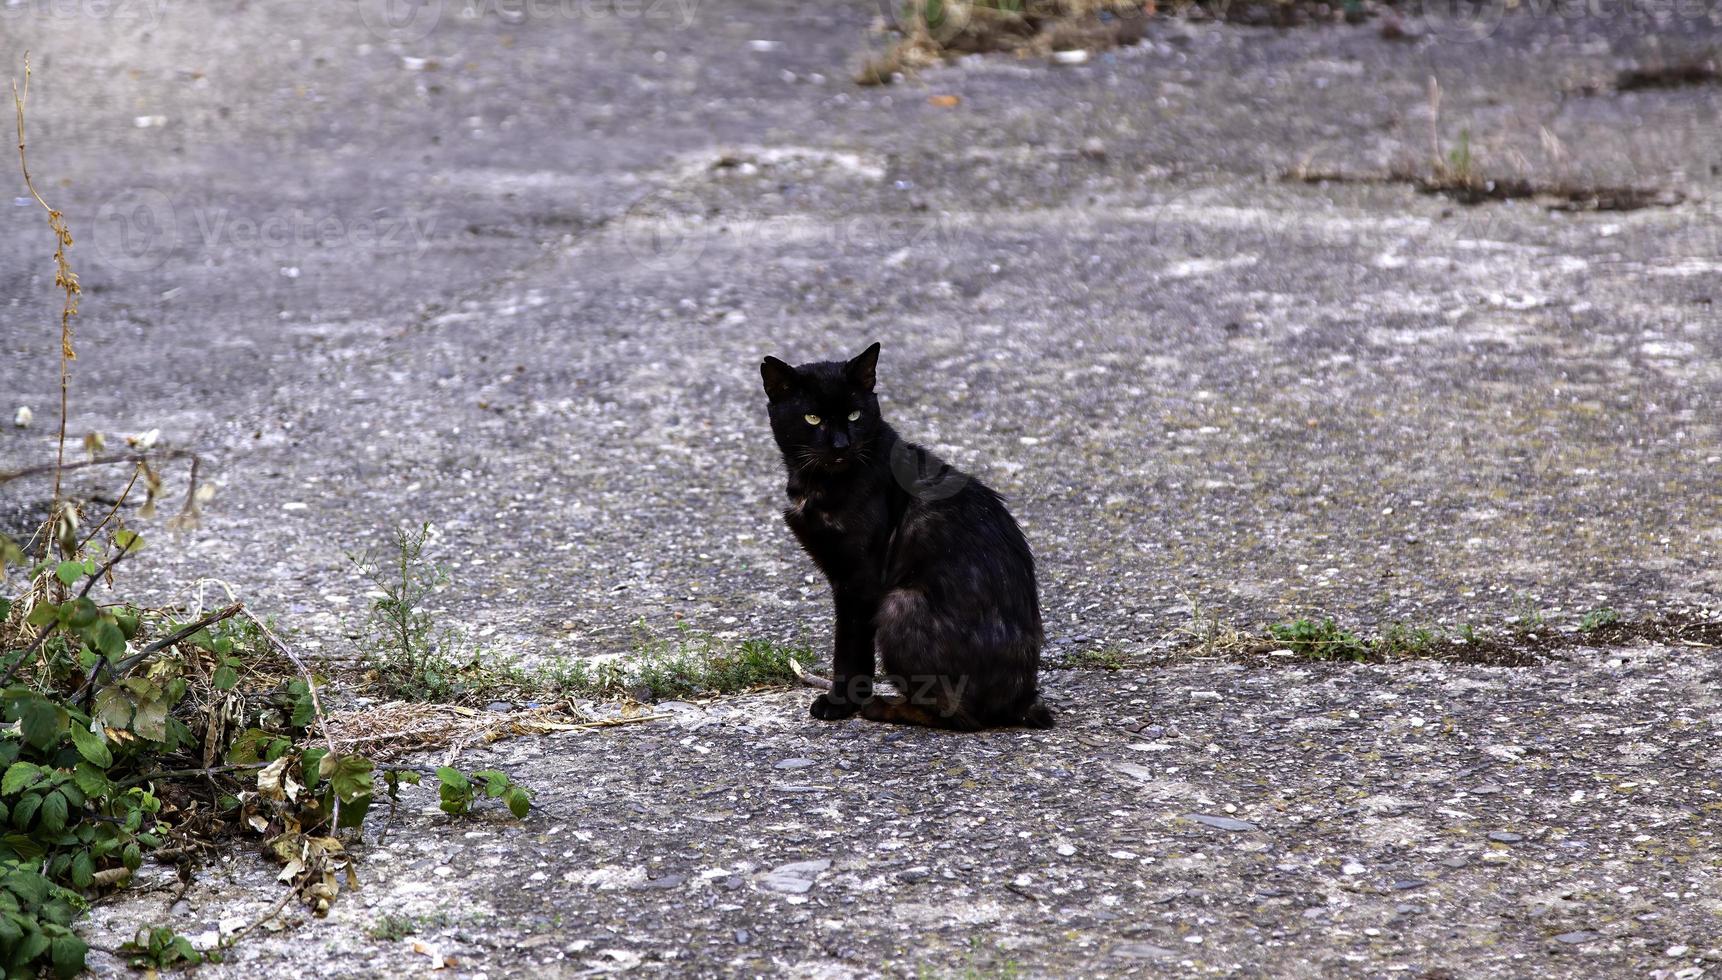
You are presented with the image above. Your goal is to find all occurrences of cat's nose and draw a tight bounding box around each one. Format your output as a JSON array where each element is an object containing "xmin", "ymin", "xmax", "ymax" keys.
[{"xmin": 831, "ymin": 431, "xmax": 850, "ymax": 450}]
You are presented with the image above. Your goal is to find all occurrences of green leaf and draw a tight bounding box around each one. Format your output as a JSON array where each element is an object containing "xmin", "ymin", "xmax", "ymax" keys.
[
  {"xmin": 69, "ymin": 851, "xmax": 93, "ymax": 889},
  {"xmin": 54, "ymin": 562, "xmax": 84, "ymax": 588},
  {"xmin": 93, "ymin": 688, "xmax": 134, "ymax": 730},
  {"xmin": 112, "ymin": 611, "xmax": 140, "ymax": 640},
  {"xmin": 2, "ymin": 868, "xmax": 48, "ymax": 905},
  {"xmin": 16, "ymin": 924, "xmax": 49, "ymax": 964},
  {"xmin": 211, "ymin": 665, "xmax": 239, "ymax": 691},
  {"xmin": 65, "ymin": 599, "xmax": 99, "ymax": 629},
  {"xmin": 91, "ymin": 619, "xmax": 126, "ymax": 661},
  {"xmin": 434, "ymin": 767, "xmax": 468, "ymax": 791},
  {"xmin": 71, "ymin": 763, "xmax": 110, "ymax": 798},
  {"xmin": 19, "ymin": 699, "xmax": 67, "ymax": 751},
  {"xmin": 1, "ymin": 762, "xmax": 42, "ymax": 796},
  {"xmin": 290, "ymin": 688, "xmax": 317, "ymax": 728},
  {"xmin": 121, "ymin": 841, "xmax": 141, "ymax": 871},
  {"xmin": 37, "ymin": 791, "xmax": 67, "ymax": 833},
  {"xmin": 329, "ymin": 755, "xmax": 374, "ymax": 804},
  {"xmin": 226, "ymin": 729, "xmax": 273, "ymax": 766},
  {"xmin": 12, "ymin": 793, "xmax": 42, "ymax": 829},
  {"xmin": 337, "ymin": 794, "xmax": 370, "ymax": 829},
  {"xmin": 49, "ymin": 934, "xmax": 86, "ymax": 979},
  {"xmin": 25, "ymin": 603, "xmax": 58, "ymax": 628},
  {"xmin": 301, "ymin": 748, "xmax": 327, "ymax": 792},
  {"xmin": 474, "ymin": 770, "xmax": 509, "ymax": 798},
  {"xmin": 2, "ymin": 833, "xmax": 43, "ymax": 860},
  {"xmin": 66, "ymin": 725, "xmax": 112, "ymax": 767},
  {"xmin": 113, "ymin": 530, "xmax": 144, "ymax": 555},
  {"xmin": 130, "ymin": 698, "xmax": 168, "ymax": 742},
  {"xmin": 504, "ymin": 786, "xmax": 530, "ymax": 819}
]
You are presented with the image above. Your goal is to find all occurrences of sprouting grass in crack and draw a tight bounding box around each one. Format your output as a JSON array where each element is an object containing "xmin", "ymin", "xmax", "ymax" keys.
[
  {"xmin": 1062, "ymin": 646, "xmax": 1127, "ymax": 670},
  {"xmin": 1511, "ymin": 593, "xmax": 1546, "ymax": 635},
  {"xmin": 348, "ymin": 523, "xmax": 484, "ymax": 701},
  {"xmin": 526, "ymin": 623, "xmax": 810, "ymax": 702},
  {"xmin": 1268, "ymin": 618, "xmax": 1370, "ymax": 662},
  {"xmin": 1375, "ymin": 622, "xmax": 1436, "ymax": 657},
  {"xmin": 1579, "ymin": 607, "xmax": 1620, "ymax": 633}
]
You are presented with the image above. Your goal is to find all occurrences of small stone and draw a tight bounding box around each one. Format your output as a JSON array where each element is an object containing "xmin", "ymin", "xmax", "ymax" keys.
[
  {"xmin": 759, "ymin": 859, "xmax": 831, "ymax": 894},
  {"xmin": 1489, "ymin": 831, "xmax": 1524, "ymax": 843},
  {"xmin": 1113, "ymin": 943, "xmax": 1176, "ymax": 959},
  {"xmin": 1080, "ymin": 138, "xmax": 1107, "ymax": 161},
  {"xmin": 734, "ymin": 930, "xmax": 751, "ymax": 945},
  {"xmin": 1392, "ymin": 879, "xmax": 1428, "ymax": 891},
  {"xmin": 774, "ymin": 758, "xmax": 817, "ymax": 770},
  {"xmin": 1342, "ymin": 862, "xmax": 1367, "ymax": 876},
  {"xmin": 1554, "ymin": 931, "xmax": 1598, "ymax": 945},
  {"xmin": 1667, "ymin": 945, "xmax": 1689, "ymax": 957},
  {"xmin": 1186, "ymin": 813, "xmax": 1258, "ymax": 832},
  {"xmin": 1442, "ymin": 856, "xmax": 1470, "ymax": 869}
]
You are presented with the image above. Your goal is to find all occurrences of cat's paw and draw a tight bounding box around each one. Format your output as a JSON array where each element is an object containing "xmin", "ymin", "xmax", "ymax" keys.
[{"xmin": 809, "ymin": 693, "xmax": 863, "ymax": 721}]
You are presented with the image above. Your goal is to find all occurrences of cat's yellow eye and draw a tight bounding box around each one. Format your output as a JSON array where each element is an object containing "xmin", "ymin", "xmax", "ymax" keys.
[
  {"xmin": 847, "ymin": 411, "xmax": 861, "ymax": 421},
  {"xmin": 804, "ymin": 414, "xmax": 821, "ymax": 425}
]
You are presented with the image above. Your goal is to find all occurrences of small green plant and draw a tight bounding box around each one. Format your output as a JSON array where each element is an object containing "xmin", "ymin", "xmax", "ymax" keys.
[
  {"xmin": 120, "ymin": 926, "xmax": 215, "ymax": 971},
  {"xmin": 430, "ymin": 767, "xmax": 530, "ymax": 818},
  {"xmin": 1446, "ymin": 127, "xmax": 1473, "ymax": 182},
  {"xmin": 367, "ymin": 913, "xmax": 427, "ymax": 942},
  {"xmin": 1452, "ymin": 622, "xmax": 1480, "ymax": 644},
  {"xmin": 1579, "ymin": 608, "xmax": 1620, "ymax": 633},
  {"xmin": 521, "ymin": 623, "xmax": 809, "ymax": 702},
  {"xmin": 1067, "ymin": 647, "xmax": 1127, "ymax": 670},
  {"xmin": 1268, "ymin": 618, "xmax": 1370, "ymax": 662},
  {"xmin": 1510, "ymin": 594, "xmax": 1546, "ymax": 634},
  {"xmin": 1374, "ymin": 622, "xmax": 1435, "ymax": 657},
  {"xmin": 916, "ymin": 936, "xmax": 1023, "ymax": 979},
  {"xmin": 349, "ymin": 524, "xmax": 476, "ymax": 701}
]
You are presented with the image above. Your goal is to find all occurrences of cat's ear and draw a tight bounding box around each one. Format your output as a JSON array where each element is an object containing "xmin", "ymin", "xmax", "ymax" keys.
[
  {"xmin": 760, "ymin": 356, "xmax": 800, "ymax": 402},
  {"xmin": 846, "ymin": 342, "xmax": 881, "ymax": 394}
]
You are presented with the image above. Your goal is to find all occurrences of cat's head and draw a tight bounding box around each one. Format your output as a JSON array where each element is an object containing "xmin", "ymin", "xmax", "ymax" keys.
[{"xmin": 760, "ymin": 342, "xmax": 883, "ymax": 473}]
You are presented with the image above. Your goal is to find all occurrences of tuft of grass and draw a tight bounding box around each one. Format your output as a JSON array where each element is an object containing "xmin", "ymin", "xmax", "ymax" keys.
[
  {"xmin": 1510, "ymin": 594, "xmax": 1546, "ymax": 634},
  {"xmin": 1066, "ymin": 646, "xmax": 1127, "ymax": 670},
  {"xmin": 494, "ymin": 624, "xmax": 812, "ymax": 703},
  {"xmin": 1267, "ymin": 618, "xmax": 1370, "ymax": 662},
  {"xmin": 1578, "ymin": 607, "xmax": 1620, "ymax": 633},
  {"xmin": 366, "ymin": 913, "xmax": 446, "ymax": 942},
  {"xmin": 1375, "ymin": 621, "xmax": 1436, "ymax": 657}
]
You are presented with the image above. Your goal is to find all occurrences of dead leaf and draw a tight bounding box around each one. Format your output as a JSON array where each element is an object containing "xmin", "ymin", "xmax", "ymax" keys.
[
  {"xmin": 928, "ymin": 94, "xmax": 960, "ymax": 107},
  {"xmin": 412, "ymin": 941, "xmax": 447, "ymax": 970}
]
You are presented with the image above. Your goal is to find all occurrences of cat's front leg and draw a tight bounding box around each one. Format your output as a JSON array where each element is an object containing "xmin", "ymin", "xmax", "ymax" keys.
[{"xmin": 811, "ymin": 586, "xmax": 878, "ymax": 720}]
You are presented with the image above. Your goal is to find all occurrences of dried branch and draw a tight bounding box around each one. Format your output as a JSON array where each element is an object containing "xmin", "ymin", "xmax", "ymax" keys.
[{"xmin": 13, "ymin": 51, "xmax": 81, "ymax": 537}]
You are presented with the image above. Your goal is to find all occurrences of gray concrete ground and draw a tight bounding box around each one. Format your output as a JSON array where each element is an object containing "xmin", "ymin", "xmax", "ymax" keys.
[{"xmin": 2, "ymin": 0, "xmax": 1720, "ymax": 975}]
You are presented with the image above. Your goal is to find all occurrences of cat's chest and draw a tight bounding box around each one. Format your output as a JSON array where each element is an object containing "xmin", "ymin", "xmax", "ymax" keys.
[
  {"xmin": 785, "ymin": 492, "xmax": 848, "ymax": 534},
  {"xmin": 784, "ymin": 487, "xmax": 883, "ymax": 542}
]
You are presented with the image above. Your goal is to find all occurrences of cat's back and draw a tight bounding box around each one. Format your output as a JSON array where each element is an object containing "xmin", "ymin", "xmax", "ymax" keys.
[{"xmin": 890, "ymin": 444, "xmax": 1033, "ymax": 566}]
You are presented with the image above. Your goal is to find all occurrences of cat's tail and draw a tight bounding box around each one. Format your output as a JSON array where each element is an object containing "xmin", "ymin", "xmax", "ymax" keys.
[
  {"xmin": 788, "ymin": 657, "xmax": 832, "ymax": 691},
  {"xmin": 1016, "ymin": 693, "xmax": 1056, "ymax": 730}
]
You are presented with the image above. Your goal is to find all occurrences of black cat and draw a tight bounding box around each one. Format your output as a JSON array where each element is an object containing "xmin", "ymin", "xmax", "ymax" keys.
[{"xmin": 760, "ymin": 342, "xmax": 1054, "ymax": 730}]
